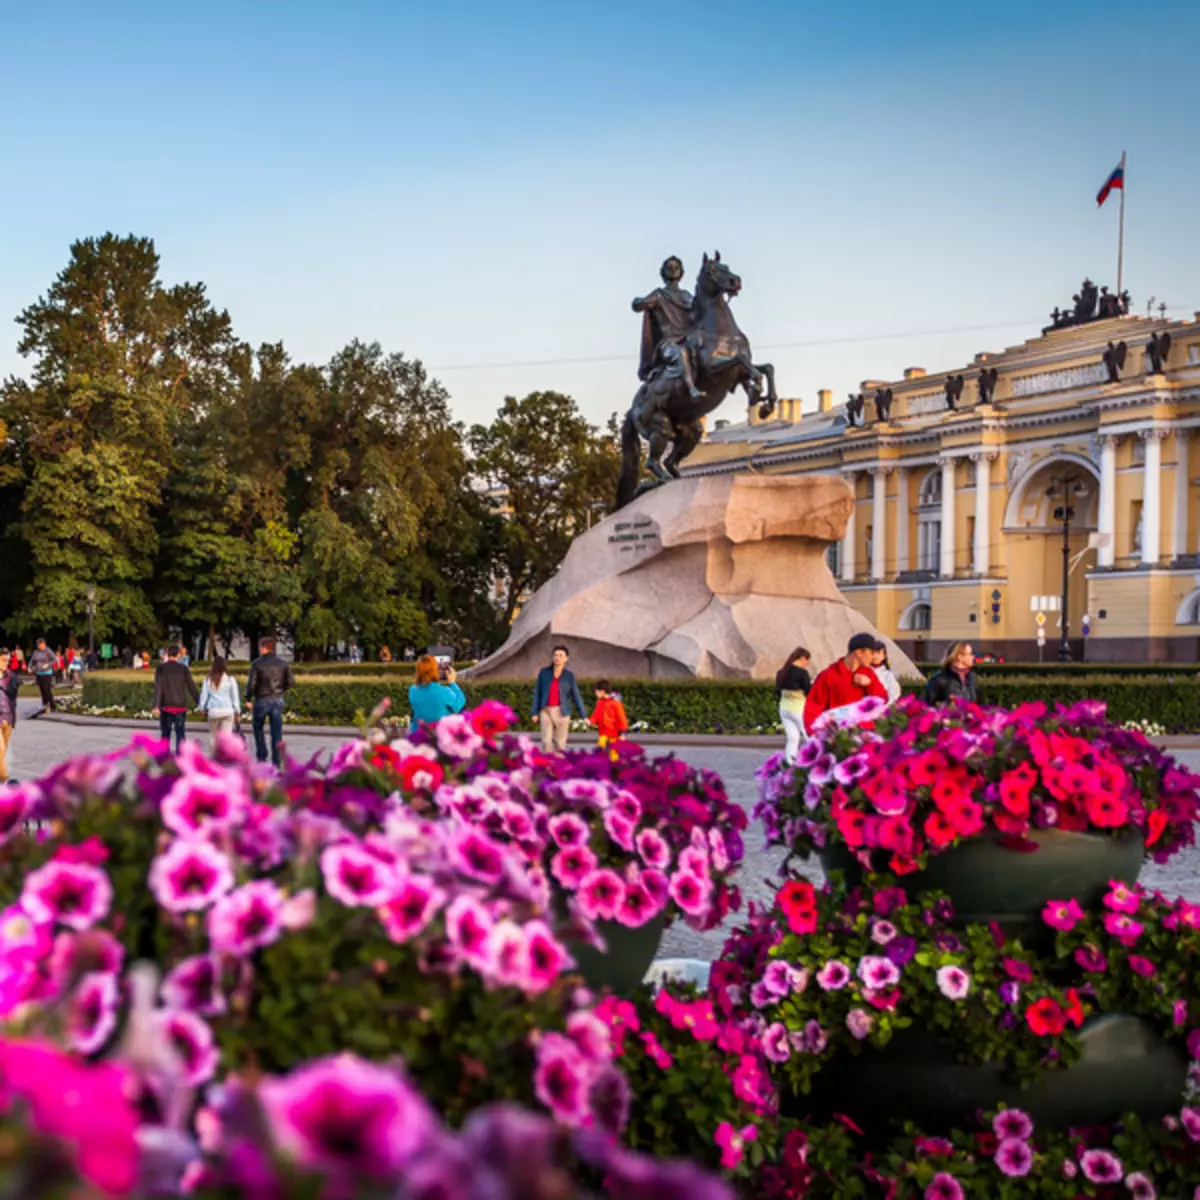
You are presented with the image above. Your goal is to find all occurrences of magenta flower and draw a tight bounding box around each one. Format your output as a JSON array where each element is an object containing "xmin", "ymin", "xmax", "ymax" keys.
[
  {"xmin": 161, "ymin": 774, "xmax": 243, "ymax": 837},
  {"xmin": 1102, "ymin": 880, "xmax": 1140, "ymax": 914},
  {"xmin": 548, "ymin": 814, "xmax": 590, "ymax": 849},
  {"xmin": 21, "ymin": 861, "xmax": 113, "ymax": 931},
  {"xmin": 936, "ymin": 965, "xmax": 971, "ymax": 1000},
  {"xmin": 161, "ymin": 955, "xmax": 226, "ymax": 1016},
  {"xmin": 49, "ymin": 928, "xmax": 124, "ymax": 985},
  {"xmin": 667, "ymin": 870, "xmax": 711, "ymax": 917},
  {"xmin": 207, "ymin": 881, "xmax": 285, "ymax": 955},
  {"xmin": 0, "ymin": 905, "xmax": 50, "ymax": 964},
  {"xmin": 714, "ymin": 1121, "xmax": 757, "ymax": 1170},
  {"xmin": 603, "ymin": 810, "xmax": 636, "ymax": 852},
  {"xmin": 992, "ymin": 1107, "xmax": 1033, "ymax": 1141},
  {"xmin": 565, "ymin": 1010, "xmax": 611, "ymax": 1064},
  {"xmin": 1103, "ymin": 912, "xmax": 1144, "ymax": 943},
  {"xmin": 521, "ymin": 920, "xmax": 571, "ymax": 994},
  {"xmin": 485, "ymin": 920, "xmax": 527, "ymax": 988},
  {"xmin": 1074, "ymin": 945, "xmax": 1108, "ymax": 973},
  {"xmin": 67, "ymin": 972, "xmax": 119, "ymax": 1055},
  {"xmin": 802, "ymin": 1019, "xmax": 827, "ymax": 1053},
  {"xmin": 444, "ymin": 896, "xmax": 494, "ymax": 971},
  {"xmin": 857, "ymin": 955, "xmax": 900, "ymax": 990},
  {"xmin": 925, "ymin": 1172, "xmax": 964, "ymax": 1200},
  {"xmin": 148, "ymin": 841, "xmax": 235, "ymax": 914},
  {"xmin": 1125, "ymin": 1172, "xmax": 1156, "ymax": 1200},
  {"xmin": 762, "ymin": 960, "xmax": 794, "ymax": 998},
  {"xmin": 1180, "ymin": 1105, "xmax": 1200, "ymax": 1140},
  {"xmin": 1042, "ymin": 898, "xmax": 1084, "ymax": 931},
  {"xmin": 615, "ymin": 882, "xmax": 658, "ymax": 928},
  {"xmin": 449, "ymin": 828, "xmax": 507, "ymax": 886},
  {"xmin": 320, "ymin": 844, "xmax": 396, "ymax": 908},
  {"xmin": 870, "ymin": 919, "xmax": 898, "ymax": 945},
  {"xmin": 634, "ymin": 828, "xmax": 670, "ymax": 870},
  {"xmin": 378, "ymin": 876, "xmax": 445, "ymax": 944},
  {"xmin": 816, "ymin": 961, "xmax": 851, "ymax": 991},
  {"xmin": 612, "ymin": 790, "xmax": 641, "ymax": 823},
  {"xmin": 846, "ymin": 1008, "xmax": 874, "ymax": 1040},
  {"xmin": 259, "ymin": 1054, "xmax": 436, "ymax": 1178},
  {"xmin": 1188, "ymin": 1030, "xmax": 1200, "ymax": 1060},
  {"xmin": 1128, "ymin": 955, "xmax": 1157, "ymax": 978},
  {"xmin": 1174, "ymin": 1000, "xmax": 1188, "ymax": 1027},
  {"xmin": 0, "ymin": 789, "xmax": 29, "ymax": 844},
  {"xmin": 533, "ymin": 1033, "xmax": 590, "ymax": 1126},
  {"xmin": 434, "ymin": 714, "xmax": 485, "ymax": 760},
  {"xmin": 158, "ymin": 1009, "xmax": 219, "ymax": 1086},
  {"xmin": 762, "ymin": 1021, "xmax": 791, "ymax": 1062},
  {"xmin": 1079, "ymin": 1148, "xmax": 1123, "ymax": 1184},
  {"xmin": 550, "ymin": 845, "xmax": 598, "ymax": 889},
  {"xmin": 578, "ymin": 869, "xmax": 625, "ymax": 922},
  {"xmin": 994, "ymin": 1138, "xmax": 1032, "ymax": 1178}
]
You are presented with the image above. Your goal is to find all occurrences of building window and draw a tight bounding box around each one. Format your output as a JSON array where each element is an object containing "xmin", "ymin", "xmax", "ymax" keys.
[
  {"xmin": 864, "ymin": 525, "xmax": 874, "ymax": 568},
  {"xmin": 825, "ymin": 542, "xmax": 840, "ymax": 576},
  {"xmin": 917, "ymin": 519, "xmax": 941, "ymax": 572},
  {"xmin": 1131, "ymin": 500, "xmax": 1144, "ymax": 559},
  {"xmin": 900, "ymin": 601, "xmax": 932, "ymax": 631}
]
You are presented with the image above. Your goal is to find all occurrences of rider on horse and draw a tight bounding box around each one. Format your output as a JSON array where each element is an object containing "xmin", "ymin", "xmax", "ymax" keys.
[{"xmin": 632, "ymin": 256, "xmax": 704, "ymax": 400}]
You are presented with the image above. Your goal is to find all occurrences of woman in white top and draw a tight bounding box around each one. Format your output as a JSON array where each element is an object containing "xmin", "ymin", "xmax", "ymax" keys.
[
  {"xmin": 197, "ymin": 656, "xmax": 241, "ymax": 748},
  {"xmin": 871, "ymin": 647, "xmax": 903, "ymax": 706}
]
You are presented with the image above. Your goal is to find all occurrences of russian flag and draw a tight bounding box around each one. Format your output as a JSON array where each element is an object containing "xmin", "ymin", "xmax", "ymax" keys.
[{"xmin": 1096, "ymin": 160, "xmax": 1124, "ymax": 207}]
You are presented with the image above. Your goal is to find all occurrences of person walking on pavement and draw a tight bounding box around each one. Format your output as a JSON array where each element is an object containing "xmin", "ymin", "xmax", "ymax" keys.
[
  {"xmin": 803, "ymin": 633, "xmax": 889, "ymax": 734},
  {"xmin": 28, "ymin": 639, "xmax": 56, "ymax": 715},
  {"xmin": 0, "ymin": 649, "xmax": 20, "ymax": 784},
  {"xmin": 197, "ymin": 655, "xmax": 241, "ymax": 749},
  {"xmin": 775, "ymin": 646, "xmax": 813, "ymax": 763},
  {"xmin": 924, "ymin": 642, "xmax": 979, "ymax": 705},
  {"xmin": 244, "ymin": 637, "xmax": 294, "ymax": 767},
  {"xmin": 151, "ymin": 644, "xmax": 199, "ymax": 753},
  {"xmin": 532, "ymin": 645, "xmax": 586, "ymax": 754}
]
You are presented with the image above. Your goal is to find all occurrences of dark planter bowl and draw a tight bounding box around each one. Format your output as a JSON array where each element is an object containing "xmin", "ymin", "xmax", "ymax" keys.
[
  {"xmin": 820, "ymin": 827, "xmax": 1144, "ymax": 934},
  {"xmin": 551, "ymin": 885, "xmax": 667, "ymax": 995},
  {"xmin": 792, "ymin": 1013, "xmax": 1186, "ymax": 1140}
]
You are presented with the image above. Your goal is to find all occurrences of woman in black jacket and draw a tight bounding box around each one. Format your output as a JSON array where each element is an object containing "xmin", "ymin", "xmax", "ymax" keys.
[
  {"xmin": 924, "ymin": 641, "xmax": 979, "ymax": 705},
  {"xmin": 776, "ymin": 646, "xmax": 813, "ymax": 762}
]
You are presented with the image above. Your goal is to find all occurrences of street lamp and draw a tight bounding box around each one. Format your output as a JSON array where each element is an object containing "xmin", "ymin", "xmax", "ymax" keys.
[
  {"xmin": 85, "ymin": 586, "xmax": 97, "ymax": 656},
  {"xmin": 1046, "ymin": 475, "xmax": 1088, "ymax": 662}
]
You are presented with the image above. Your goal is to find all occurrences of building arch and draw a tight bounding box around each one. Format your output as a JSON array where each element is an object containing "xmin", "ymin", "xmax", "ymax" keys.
[
  {"xmin": 1003, "ymin": 453, "xmax": 1100, "ymax": 531},
  {"xmin": 1176, "ymin": 590, "xmax": 1200, "ymax": 626},
  {"xmin": 898, "ymin": 600, "xmax": 932, "ymax": 631}
]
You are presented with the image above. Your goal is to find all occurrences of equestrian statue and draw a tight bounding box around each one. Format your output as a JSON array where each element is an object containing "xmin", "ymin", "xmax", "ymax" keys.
[{"xmin": 615, "ymin": 252, "xmax": 777, "ymax": 509}]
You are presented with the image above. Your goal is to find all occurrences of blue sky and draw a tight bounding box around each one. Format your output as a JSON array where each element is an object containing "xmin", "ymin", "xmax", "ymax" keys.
[{"xmin": 3, "ymin": 0, "xmax": 1198, "ymax": 429}]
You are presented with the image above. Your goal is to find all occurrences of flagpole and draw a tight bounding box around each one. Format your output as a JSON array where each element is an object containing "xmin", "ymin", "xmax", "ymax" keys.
[{"xmin": 1116, "ymin": 150, "xmax": 1126, "ymax": 300}]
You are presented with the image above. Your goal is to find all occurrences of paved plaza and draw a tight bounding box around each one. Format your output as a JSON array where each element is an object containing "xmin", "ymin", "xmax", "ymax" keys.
[{"xmin": 7, "ymin": 706, "xmax": 1200, "ymax": 962}]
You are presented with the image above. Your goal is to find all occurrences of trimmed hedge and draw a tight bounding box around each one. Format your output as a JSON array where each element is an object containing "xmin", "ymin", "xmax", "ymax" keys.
[
  {"xmin": 917, "ymin": 661, "xmax": 1200, "ymax": 679},
  {"xmin": 82, "ymin": 673, "xmax": 1200, "ymax": 733}
]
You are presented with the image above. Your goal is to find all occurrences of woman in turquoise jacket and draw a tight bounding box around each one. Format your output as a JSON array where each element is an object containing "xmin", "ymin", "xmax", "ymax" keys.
[{"xmin": 408, "ymin": 655, "xmax": 466, "ymax": 731}]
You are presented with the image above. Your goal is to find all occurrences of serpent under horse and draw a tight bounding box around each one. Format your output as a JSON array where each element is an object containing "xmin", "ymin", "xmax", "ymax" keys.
[{"xmin": 615, "ymin": 252, "xmax": 776, "ymax": 510}]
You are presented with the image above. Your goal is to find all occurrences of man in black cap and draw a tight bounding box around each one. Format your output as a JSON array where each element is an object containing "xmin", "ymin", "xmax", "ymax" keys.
[{"xmin": 803, "ymin": 633, "xmax": 889, "ymax": 734}]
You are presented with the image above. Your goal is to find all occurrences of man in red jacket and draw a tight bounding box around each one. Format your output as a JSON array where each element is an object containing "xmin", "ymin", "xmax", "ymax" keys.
[{"xmin": 803, "ymin": 633, "xmax": 889, "ymax": 734}]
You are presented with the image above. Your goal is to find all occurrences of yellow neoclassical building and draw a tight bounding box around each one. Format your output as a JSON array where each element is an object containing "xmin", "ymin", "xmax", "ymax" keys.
[{"xmin": 680, "ymin": 289, "xmax": 1200, "ymax": 662}]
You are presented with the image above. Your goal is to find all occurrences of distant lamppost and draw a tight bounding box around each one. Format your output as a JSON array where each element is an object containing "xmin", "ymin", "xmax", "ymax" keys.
[
  {"xmin": 1046, "ymin": 475, "xmax": 1088, "ymax": 662},
  {"xmin": 85, "ymin": 586, "xmax": 97, "ymax": 656}
]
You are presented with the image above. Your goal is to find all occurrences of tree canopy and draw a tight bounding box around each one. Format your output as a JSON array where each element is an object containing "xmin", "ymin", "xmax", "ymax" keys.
[{"xmin": 0, "ymin": 236, "xmax": 616, "ymax": 658}]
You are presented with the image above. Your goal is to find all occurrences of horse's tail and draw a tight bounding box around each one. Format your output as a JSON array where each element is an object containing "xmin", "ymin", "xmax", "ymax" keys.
[{"xmin": 615, "ymin": 411, "xmax": 642, "ymax": 511}]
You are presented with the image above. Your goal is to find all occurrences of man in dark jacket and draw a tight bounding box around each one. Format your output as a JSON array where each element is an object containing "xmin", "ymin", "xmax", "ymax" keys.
[
  {"xmin": 532, "ymin": 645, "xmax": 587, "ymax": 753},
  {"xmin": 28, "ymin": 639, "xmax": 56, "ymax": 714},
  {"xmin": 151, "ymin": 644, "xmax": 199, "ymax": 753},
  {"xmin": 244, "ymin": 637, "xmax": 295, "ymax": 766},
  {"xmin": 924, "ymin": 642, "xmax": 979, "ymax": 705}
]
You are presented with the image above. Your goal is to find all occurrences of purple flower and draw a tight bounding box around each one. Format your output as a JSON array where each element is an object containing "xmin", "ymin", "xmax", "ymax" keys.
[
  {"xmin": 801, "ymin": 1019, "xmax": 827, "ymax": 1054},
  {"xmin": 816, "ymin": 961, "xmax": 851, "ymax": 991},
  {"xmin": 1182, "ymin": 1105, "xmax": 1200, "ymax": 1141},
  {"xmin": 1074, "ymin": 945, "xmax": 1108, "ymax": 973},
  {"xmin": 66, "ymin": 971, "xmax": 119, "ymax": 1054},
  {"xmin": 444, "ymin": 896, "xmax": 494, "ymax": 971},
  {"xmin": 796, "ymin": 739, "xmax": 824, "ymax": 768},
  {"xmin": 533, "ymin": 1033, "xmax": 590, "ymax": 1126},
  {"xmin": 833, "ymin": 755, "xmax": 870, "ymax": 786},
  {"xmin": 936, "ymin": 965, "xmax": 970, "ymax": 1000},
  {"xmin": 378, "ymin": 876, "xmax": 445, "ymax": 944},
  {"xmin": 161, "ymin": 774, "xmax": 244, "ymax": 837},
  {"xmin": 857, "ymin": 955, "xmax": 900, "ymax": 990},
  {"xmin": 449, "ymin": 828, "xmax": 507, "ymax": 886},
  {"xmin": 207, "ymin": 881, "xmax": 285, "ymax": 955},
  {"xmin": 1125, "ymin": 1172, "xmax": 1156, "ymax": 1200},
  {"xmin": 1080, "ymin": 1148, "xmax": 1123, "ymax": 1184},
  {"xmin": 259, "ymin": 1054, "xmax": 436, "ymax": 1178},
  {"xmin": 998, "ymin": 981, "xmax": 1020, "ymax": 1005},
  {"xmin": 925, "ymin": 1172, "xmax": 964, "ymax": 1200},
  {"xmin": 749, "ymin": 980, "xmax": 773, "ymax": 1009},
  {"xmin": 992, "ymin": 1107, "xmax": 1033, "ymax": 1141},
  {"xmin": 521, "ymin": 920, "xmax": 571, "ymax": 995},
  {"xmin": 846, "ymin": 1008, "xmax": 874, "ymax": 1040},
  {"xmin": 761, "ymin": 1021, "xmax": 791, "ymax": 1062},
  {"xmin": 21, "ymin": 861, "xmax": 113, "ymax": 931},
  {"xmin": 158, "ymin": 1009, "xmax": 219, "ymax": 1086},
  {"xmin": 762, "ymin": 960, "xmax": 794, "ymax": 998},
  {"xmin": 320, "ymin": 844, "xmax": 396, "ymax": 908},
  {"xmin": 148, "ymin": 841, "xmax": 234, "ymax": 914},
  {"xmin": 634, "ymin": 828, "xmax": 671, "ymax": 870},
  {"xmin": 994, "ymin": 1137, "xmax": 1032, "ymax": 1178},
  {"xmin": 885, "ymin": 935, "xmax": 917, "ymax": 966},
  {"xmin": 161, "ymin": 955, "xmax": 226, "ymax": 1016},
  {"xmin": 586, "ymin": 1066, "xmax": 631, "ymax": 1139}
]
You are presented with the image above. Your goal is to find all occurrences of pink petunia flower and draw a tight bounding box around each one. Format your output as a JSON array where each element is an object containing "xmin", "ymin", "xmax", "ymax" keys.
[
  {"xmin": 761, "ymin": 1021, "xmax": 791, "ymax": 1061},
  {"xmin": 207, "ymin": 881, "xmax": 285, "ymax": 956},
  {"xmin": 857, "ymin": 955, "xmax": 900, "ymax": 990},
  {"xmin": 378, "ymin": 876, "xmax": 445, "ymax": 944},
  {"xmin": 521, "ymin": 920, "xmax": 572, "ymax": 994},
  {"xmin": 634, "ymin": 828, "xmax": 671, "ymax": 870},
  {"xmin": 1042, "ymin": 898, "xmax": 1084, "ymax": 931},
  {"xmin": 1128, "ymin": 956, "xmax": 1157, "ymax": 978},
  {"xmin": 157, "ymin": 1009, "xmax": 219, "ymax": 1086},
  {"xmin": 1124, "ymin": 1172, "xmax": 1156, "ymax": 1200},
  {"xmin": 1103, "ymin": 881, "xmax": 1140, "ymax": 914},
  {"xmin": 550, "ymin": 845, "xmax": 599, "ymax": 889},
  {"xmin": 1103, "ymin": 913, "xmax": 1144, "ymax": 944},
  {"xmin": 577, "ymin": 869, "xmax": 625, "ymax": 922},
  {"xmin": 533, "ymin": 1033, "xmax": 591, "ymax": 1126},
  {"xmin": 615, "ymin": 882, "xmax": 659, "ymax": 928},
  {"xmin": 565, "ymin": 1009, "xmax": 611, "ymax": 1063},
  {"xmin": 667, "ymin": 870, "xmax": 711, "ymax": 917},
  {"xmin": 148, "ymin": 841, "xmax": 234, "ymax": 915},
  {"xmin": 1181, "ymin": 1105, "xmax": 1200, "ymax": 1141},
  {"xmin": 817, "ymin": 961, "xmax": 851, "ymax": 991},
  {"xmin": 259, "ymin": 1054, "xmax": 436, "ymax": 1177},
  {"xmin": 936, "ymin": 965, "xmax": 971, "ymax": 1000},
  {"xmin": 714, "ymin": 1121, "xmax": 757, "ymax": 1170},
  {"xmin": 161, "ymin": 955, "xmax": 226, "ymax": 1016},
  {"xmin": 994, "ymin": 1138, "xmax": 1032, "ymax": 1178},
  {"xmin": 449, "ymin": 828, "xmax": 507, "ymax": 886},
  {"xmin": 1079, "ymin": 1149, "xmax": 1123, "ymax": 1184},
  {"xmin": 924, "ymin": 1172, "xmax": 964, "ymax": 1200},
  {"xmin": 21, "ymin": 861, "xmax": 113, "ymax": 931},
  {"xmin": 992, "ymin": 1107, "xmax": 1033, "ymax": 1141},
  {"xmin": 846, "ymin": 1008, "xmax": 874, "ymax": 1040},
  {"xmin": 320, "ymin": 844, "xmax": 396, "ymax": 909},
  {"xmin": 548, "ymin": 814, "xmax": 590, "ymax": 849},
  {"xmin": 434, "ymin": 714, "xmax": 485, "ymax": 760},
  {"xmin": 444, "ymin": 896, "xmax": 494, "ymax": 971},
  {"xmin": 603, "ymin": 810, "xmax": 636, "ymax": 852},
  {"xmin": 66, "ymin": 972, "xmax": 120, "ymax": 1055},
  {"xmin": 161, "ymin": 774, "xmax": 244, "ymax": 837}
]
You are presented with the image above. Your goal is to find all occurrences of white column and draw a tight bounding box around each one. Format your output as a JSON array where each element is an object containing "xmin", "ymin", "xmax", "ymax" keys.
[
  {"xmin": 1098, "ymin": 435, "xmax": 1117, "ymax": 569},
  {"xmin": 871, "ymin": 467, "xmax": 889, "ymax": 580},
  {"xmin": 1173, "ymin": 430, "xmax": 1190, "ymax": 562},
  {"xmin": 896, "ymin": 469, "xmax": 910, "ymax": 573},
  {"xmin": 972, "ymin": 451, "xmax": 995, "ymax": 576},
  {"xmin": 841, "ymin": 472, "xmax": 857, "ymax": 583},
  {"xmin": 939, "ymin": 456, "xmax": 957, "ymax": 578},
  {"xmin": 1141, "ymin": 429, "xmax": 1164, "ymax": 566}
]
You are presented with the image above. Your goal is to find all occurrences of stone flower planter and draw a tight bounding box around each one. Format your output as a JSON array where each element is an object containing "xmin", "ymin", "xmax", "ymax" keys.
[
  {"xmin": 821, "ymin": 827, "xmax": 1145, "ymax": 934},
  {"xmin": 795, "ymin": 1013, "xmax": 1187, "ymax": 1139},
  {"xmin": 563, "ymin": 911, "xmax": 668, "ymax": 996}
]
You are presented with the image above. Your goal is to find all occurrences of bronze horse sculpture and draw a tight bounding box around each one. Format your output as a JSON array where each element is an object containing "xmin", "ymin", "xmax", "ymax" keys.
[{"xmin": 615, "ymin": 253, "xmax": 777, "ymax": 509}]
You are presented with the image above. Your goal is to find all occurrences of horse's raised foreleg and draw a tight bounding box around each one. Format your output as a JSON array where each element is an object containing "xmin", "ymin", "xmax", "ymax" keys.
[{"xmin": 754, "ymin": 362, "xmax": 777, "ymax": 406}]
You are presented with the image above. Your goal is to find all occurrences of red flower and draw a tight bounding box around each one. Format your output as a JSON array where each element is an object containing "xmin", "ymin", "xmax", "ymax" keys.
[
  {"xmin": 780, "ymin": 880, "xmax": 818, "ymax": 935},
  {"xmin": 974, "ymin": 1131, "xmax": 998, "ymax": 1156},
  {"xmin": 999, "ymin": 763, "xmax": 1036, "ymax": 814},
  {"xmin": 992, "ymin": 810, "xmax": 1030, "ymax": 835},
  {"xmin": 836, "ymin": 809, "xmax": 868, "ymax": 848},
  {"xmin": 397, "ymin": 755, "xmax": 445, "ymax": 792},
  {"xmin": 1026, "ymin": 997, "xmax": 1066, "ymax": 1036},
  {"xmin": 470, "ymin": 699, "xmax": 515, "ymax": 739},
  {"xmin": 1084, "ymin": 792, "xmax": 1129, "ymax": 828},
  {"xmin": 924, "ymin": 811, "xmax": 958, "ymax": 848},
  {"xmin": 1146, "ymin": 810, "xmax": 1169, "ymax": 847},
  {"xmin": 1063, "ymin": 987, "xmax": 1085, "ymax": 1028},
  {"xmin": 369, "ymin": 745, "xmax": 401, "ymax": 772}
]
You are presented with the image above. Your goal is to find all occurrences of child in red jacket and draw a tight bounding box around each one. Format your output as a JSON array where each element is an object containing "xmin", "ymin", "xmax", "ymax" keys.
[{"xmin": 589, "ymin": 680, "xmax": 628, "ymax": 754}]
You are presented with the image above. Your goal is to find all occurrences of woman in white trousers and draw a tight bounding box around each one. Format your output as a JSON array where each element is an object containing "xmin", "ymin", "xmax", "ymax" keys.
[{"xmin": 775, "ymin": 647, "xmax": 812, "ymax": 763}]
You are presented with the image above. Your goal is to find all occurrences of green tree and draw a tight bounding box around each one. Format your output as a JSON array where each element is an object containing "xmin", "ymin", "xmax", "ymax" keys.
[{"xmin": 468, "ymin": 391, "xmax": 619, "ymax": 626}]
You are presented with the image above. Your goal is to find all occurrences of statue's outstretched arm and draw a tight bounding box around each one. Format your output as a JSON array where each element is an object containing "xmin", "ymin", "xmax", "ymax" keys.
[{"xmin": 632, "ymin": 294, "xmax": 657, "ymax": 313}]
